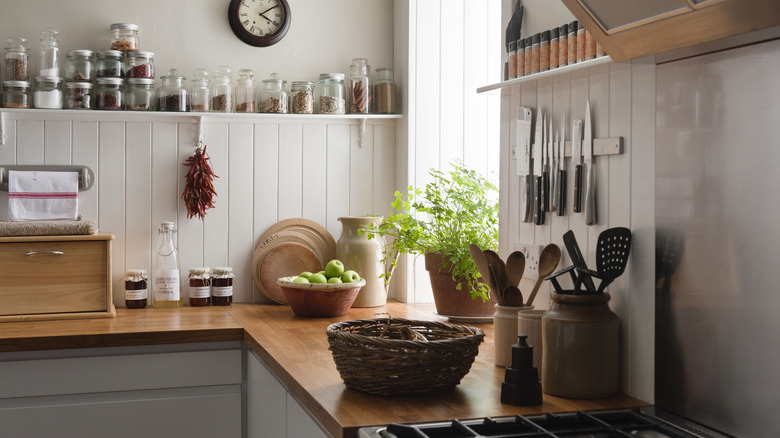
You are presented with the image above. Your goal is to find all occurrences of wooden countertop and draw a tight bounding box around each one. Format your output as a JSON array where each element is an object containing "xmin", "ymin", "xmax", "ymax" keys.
[{"xmin": 0, "ymin": 302, "xmax": 647, "ymax": 437}]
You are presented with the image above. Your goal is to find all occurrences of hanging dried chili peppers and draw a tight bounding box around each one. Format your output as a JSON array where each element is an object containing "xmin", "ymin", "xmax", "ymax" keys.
[{"xmin": 182, "ymin": 144, "xmax": 218, "ymax": 220}]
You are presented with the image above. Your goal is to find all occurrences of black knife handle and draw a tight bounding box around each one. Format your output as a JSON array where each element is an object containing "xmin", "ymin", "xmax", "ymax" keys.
[
  {"xmin": 557, "ymin": 169, "xmax": 566, "ymax": 216},
  {"xmin": 573, "ymin": 164, "xmax": 583, "ymax": 213},
  {"xmin": 542, "ymin": 171, "xmax": 550, "ymax": 212},
  {"xmin": 534, "ymin": 176, "xmax": 544, "ymax": 225}
]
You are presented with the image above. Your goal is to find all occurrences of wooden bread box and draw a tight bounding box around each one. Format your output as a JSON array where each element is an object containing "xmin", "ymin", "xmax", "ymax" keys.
[{"xmin": 0, "ymin": 233, "xmax": 115, "ymax": 322}]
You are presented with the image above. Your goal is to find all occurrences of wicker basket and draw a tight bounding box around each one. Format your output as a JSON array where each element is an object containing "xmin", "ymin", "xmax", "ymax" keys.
[{"xmin": 326, "ymin": 318, "xmax": 485, "ymax": 396}]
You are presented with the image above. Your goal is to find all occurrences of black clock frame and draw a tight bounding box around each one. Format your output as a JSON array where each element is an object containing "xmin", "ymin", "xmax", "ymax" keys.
[{"xmin": 228, "ymin": 0, "xmax": 291, "ymax": 47}]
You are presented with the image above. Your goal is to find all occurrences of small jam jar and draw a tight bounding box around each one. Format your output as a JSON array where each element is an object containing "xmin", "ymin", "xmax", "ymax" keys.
[
  {"xmin": 95, "ymin": 77, "xmax": 124, "ymax": 110},
  {"xmin": 110, "ymin": 23, "xmax": 139, "ymax": 51},
  {"xmin": 188, "ymin": 267, "xmax": 211, "ymax": 307},
  {"xmin": 2, "ymin": 80, "xmax": 31, "ymax": 108},
  {"xmin": 123, "ymin": 269, "xmax": 149, "ymax": 309},
  {"xmin": 95, "ymin": 50, "xmax": 123, "ymax": 78},
  {"xmin": 211, "ymin": 267, "xmax": 234, "ymax": 306},
  {"xmin": 64, "ymin": 81, "xmax": 93, "ymax": 109},
  {"xmin": 125, "ymin": 51, "xmax": 154, "ymax": 79}
]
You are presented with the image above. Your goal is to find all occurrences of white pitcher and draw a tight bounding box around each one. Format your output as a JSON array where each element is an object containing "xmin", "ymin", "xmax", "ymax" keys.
[{"xmin": 336, "ymin": 216, "xmax": 396, "ymax": 307}]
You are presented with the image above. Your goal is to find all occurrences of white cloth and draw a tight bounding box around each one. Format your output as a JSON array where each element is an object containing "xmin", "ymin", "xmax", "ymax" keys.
[{"xmin": 8, "ymin": 171, "xmax": 79, "ymax": 221}]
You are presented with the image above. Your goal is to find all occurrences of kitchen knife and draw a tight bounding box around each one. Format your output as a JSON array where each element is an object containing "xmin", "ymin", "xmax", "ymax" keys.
[
  {"xmin": 549, "ymin": 114, "xmax": 556, "ymax": 212},
  {"xmin": 557, "ymin": 112, "xmax": 566, "ymax": 216},
  {"xmin": 533, "ymin": 109, "xmax": 544, "ymax": 225},
  {"xmin": 541, "ymin": 113, "xmax": 550, "ymax": 213},
  {"xmin": 516, "ymin": 107, "xmax": 534, "ymax": 223},
  {"xmin": 584, "ymin": 100, "xmax": 597, "ymax": 225},
  {"xmin": 572, "ymin": 118, "xmax": 583, "ymax": 213}
]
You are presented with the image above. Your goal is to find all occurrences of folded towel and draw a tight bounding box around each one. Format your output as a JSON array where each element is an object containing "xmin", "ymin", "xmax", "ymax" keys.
[
  {"xmin": 8, "ymin": 171, "xmax": 78, "ymax": 221},
  {"xmin": 0, "ymin": 217, "xmax": 96, "ymax": 237}
]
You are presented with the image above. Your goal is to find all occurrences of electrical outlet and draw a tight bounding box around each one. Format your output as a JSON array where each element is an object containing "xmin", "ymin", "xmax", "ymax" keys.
[{"xmin": 514, "ymin": 242, "xmax": 543, "ymax": 280}]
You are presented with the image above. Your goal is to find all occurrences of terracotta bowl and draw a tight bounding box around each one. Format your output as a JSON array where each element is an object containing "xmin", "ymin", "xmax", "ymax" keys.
[{"xmin": 276, "ymin": 276, "xmax": 366, "ymax": 318}]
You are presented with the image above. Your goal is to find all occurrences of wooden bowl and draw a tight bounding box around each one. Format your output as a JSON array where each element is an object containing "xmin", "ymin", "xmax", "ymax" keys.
[{"xmin": 276, "ymin": 276, "xmax": 366, "ymax": 318}]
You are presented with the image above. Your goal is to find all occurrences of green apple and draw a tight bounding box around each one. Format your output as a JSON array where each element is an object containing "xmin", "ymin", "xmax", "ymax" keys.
[
  {"xmin": 327, "ymin": 277, "xmax": 343, "ymax": 284},
  {"xmin": 341, "ymin": 270, "xmax": 360, "ymax": 283},
  {"xmin": 298, "ymin": 271, "xmax": 313, "ymax": 279},
  {"xmin": 308, "ymin": 273, "xmax": 327, "ymax": 284},
  {"xmin": 324, "ymin": 259, "xmax": 345, "ymax": 279},
  {"xmin": 317, "ymin": 270, "xmax": 326, "ymax": 276},
  {"xmin": 292, "ymin": 276, "xmax": 310, "ymax": 283}
]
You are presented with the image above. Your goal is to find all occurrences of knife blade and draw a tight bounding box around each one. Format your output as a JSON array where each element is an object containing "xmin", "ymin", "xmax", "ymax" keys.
[
  {"xmin": 548, "ymin": 114, "xmax": 556, "ymax": 212},
  {"xmin": 584, "ymin": 100, "xmax": 597, "ymax": 225},
  {"xmin": 572, "ymin": 118, "xmax": 583, "ymax": 213},
  {"xmin": 541, "ymin": 113, "xmax": 550, "ymax": 214},
  {"xmin": 533, "ymin": 109, "xmax": 544, "ymax": 225},
  {"xmin": 557, "ymin": 112, "xmax": 566, "ymax": 216},
  {"xmin": 516, "ymin": 106, "xmax": 534, "ymax": 223}
]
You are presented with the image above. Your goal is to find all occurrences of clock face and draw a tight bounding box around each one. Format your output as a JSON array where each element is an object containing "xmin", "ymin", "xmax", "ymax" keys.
[{"xmin": 229, "ymin": 0, "xmax": 291, "ymax": 47}]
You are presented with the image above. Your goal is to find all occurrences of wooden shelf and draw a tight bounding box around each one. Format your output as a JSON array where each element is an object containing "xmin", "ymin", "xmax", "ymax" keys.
[{"xmin": 477, "ymin": 56, "xmax": 614, "ymax": 94}]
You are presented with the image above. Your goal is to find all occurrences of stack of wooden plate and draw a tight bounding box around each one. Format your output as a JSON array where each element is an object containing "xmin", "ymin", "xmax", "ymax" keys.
[{"xmin": 252, "ymin": 218, "xmax": 336, "ymax": 304}]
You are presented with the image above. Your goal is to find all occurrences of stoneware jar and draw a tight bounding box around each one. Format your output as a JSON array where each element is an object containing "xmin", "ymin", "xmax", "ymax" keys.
[
  {"xmin": 494, "ymin": 304, "xmax": 534, "ymax": 367},
  {"xmin": 541, "ymin": 292, "xmax": 619, "ymax": 399},
  {"xmin": 518, "ymin": 308, "xmax": 546, "ymax": 377},
  {"xmin": 336, "ymin": 216, "xmax": 391, "ymax": 308}
]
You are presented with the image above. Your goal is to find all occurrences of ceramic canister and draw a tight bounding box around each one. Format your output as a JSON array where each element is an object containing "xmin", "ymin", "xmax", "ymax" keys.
[
  {"xmin": 518, "ymin": 309, "xmax": 546, "ymax": 377},
  {"xmin": 494, "ymin": 304, "xmax": 534, "ymax": 367},
  {"xmin": 336, "ymin": 216, "xmax": 388, "ymax": 307}
]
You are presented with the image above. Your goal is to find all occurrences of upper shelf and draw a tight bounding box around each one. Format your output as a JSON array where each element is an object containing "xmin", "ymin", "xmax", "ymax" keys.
[{"xmin": 477, "ymin": 56, "xmax": 613, "ymax": 94}]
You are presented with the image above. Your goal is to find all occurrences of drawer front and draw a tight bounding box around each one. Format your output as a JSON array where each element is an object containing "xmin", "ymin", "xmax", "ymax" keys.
[{"xmin": 0, "ymin": 240, "xmax": 108, "ymax": 316}]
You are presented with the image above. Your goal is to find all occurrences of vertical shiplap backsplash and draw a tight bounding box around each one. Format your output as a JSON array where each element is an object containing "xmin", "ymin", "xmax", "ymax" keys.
[{"xmin": 0, "ymin": 111, "xmax": 399, "ymax": 307}]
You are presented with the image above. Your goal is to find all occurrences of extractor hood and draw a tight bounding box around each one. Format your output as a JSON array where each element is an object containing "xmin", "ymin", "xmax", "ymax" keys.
[{"xmin": 561, "ymin": 0, "xmax": 780, "ymax": 62}]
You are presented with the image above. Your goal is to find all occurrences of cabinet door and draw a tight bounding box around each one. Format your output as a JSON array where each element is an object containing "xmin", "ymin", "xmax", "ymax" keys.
[
  {"xmin": 246, "ymin": 350, "xmax": 288, "ymax": 438},
  {"xmin": 286, "ymin": 393, "xmax": 329, "ymax": 438}
]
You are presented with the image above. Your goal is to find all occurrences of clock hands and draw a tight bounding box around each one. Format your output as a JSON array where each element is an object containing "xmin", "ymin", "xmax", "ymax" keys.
[{"xmin": 258, "ymin": 4, "xmax": 280, "ymax": 24}]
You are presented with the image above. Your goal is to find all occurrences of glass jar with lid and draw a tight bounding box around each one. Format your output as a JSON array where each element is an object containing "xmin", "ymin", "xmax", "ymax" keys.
[
  {"xmin": 95, "ymin": 50, "xmax": 123, "ymax": 78},
  {"xmin": 211, "ymin": 267, "xmax": 234, "ymax": 306},
  {"xmin": 291, "ymin": 81, "xmax": 314, "ymax": 114},
  {"xmin": 123, "ymin": 269, "xmax": 148, "ymax": 309},
  {"xmin": 348, "ymin": 58, "xmax": 370, "ymax": 114},
  {"xmin": 126, "ymin": 78, "xmax": 155, "ymax": 111},
  {"xmin": 33, "ymin": 76, "xmax": 63, "ymax": 109},
  {"xmin": 259, "ymin": 72, "xmax": 288, "ymax": 113},
  {"xmin": 373, "ymin": 68, "xmax": 397, "ymax": 114},
  {"xmin": 64, "ymin": 49, "xmax": 94, "ymax": 82},
  {"xmin": 4, "ymin": 37, "xmax": 30, "ymax": 81},
  {"xmin": 95, "ymin": 77, "xmax": 124, "ymax": 110},
  {"xmin": 190, "ymin": 68, "xmax": 210, "ymax": 112},
  {"xmin": 210, "ymin": 65, "xmax": 232, "ymax": 112},
  {"xmin": 157, "ymin": 69, "xmax": 188, "ymax": 112},
  {"xmin": 125, "ymin": 51, "xmax": 154, "ymax": 79},
  {"xmin": 2, "ymin": 80, "xmax": 31, "ymax": 108},
  {"xmin": 38, "ymin": 28, "xmax": 59, "ymax": 77},
  {"xmin": 110, "ymin": 23, "xmax": 139, "ymax": 51},
  {"xmin": 235, "ymin": 69, "xmax": 256, "ymax": 113},
  {"xmin": 64, "ymin": 81, "xmax": 92, "ymax": 109},
  {"xmin": 317, "ymin": 73, "xmax": 345, "ymax": 114}
]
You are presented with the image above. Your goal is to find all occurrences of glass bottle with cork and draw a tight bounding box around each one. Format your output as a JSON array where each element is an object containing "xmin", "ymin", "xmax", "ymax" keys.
[
  {"xmin": 153, "ymin": 222, "xmax": 182, "ymax": 308},
  {"xmin": 211, "ymin": 267, "xmax": 234, "ymax": 306},
  {"xmin": 123, "ymin": 269, "xmax": 149, "ymax": 309},
  {"xmin": 188, "ymin": 267, "xmax": 211, "ymax": 307},
  {"xmin": 38, "ymin": 28, "xmax": 59, "ymax": 77},
  {"xmin": 348, "ymin": 58, "xmax": 371, "ymax": 114},
  {"xmin": 372, "ymin": 68, "xmax": 396, "ymax": 114}
]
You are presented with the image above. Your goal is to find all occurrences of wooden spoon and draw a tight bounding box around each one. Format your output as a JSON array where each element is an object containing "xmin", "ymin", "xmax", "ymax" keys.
[
  {"xmin": 526, "ymin": 243, "xmax": 562, "ymax": 307},
  {"xmin": 483, "ymin": 249, "xmax": 508, "ymax": 294},
  {"xmin": 506, "ymin": 251, "xmax": 525, "ymax": 287},
  {"xmin": 469, "ymin": 244, "xmax": 496, "ymax": 295},
  {"xmin": 502, "ymin": 285, "xmax": 524, "ymax": 307}
]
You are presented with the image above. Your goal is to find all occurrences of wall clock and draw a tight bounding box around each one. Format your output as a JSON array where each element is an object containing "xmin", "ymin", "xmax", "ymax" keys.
[{"xmin": 228, "ymin": 0, "xmax": 291, "ymax": 47}]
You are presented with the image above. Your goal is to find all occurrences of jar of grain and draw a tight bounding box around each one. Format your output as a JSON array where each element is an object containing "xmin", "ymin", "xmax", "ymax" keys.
[
  {"xmin": 235, "ymin": 69, "xmax": 256, "ymax": 113},
  {"xmin": 64, "ymin": 49, "xmax": 94, "ymax": 82},
  {"xmin": 95, "ymin": 50, "xmax": 123, "ymax": 78},
  {"xmin": 2, "ymin": 80, "xmax": 31, "ymax": 108},
  {"xmin": 210, "ymin": 65, "xmax": 232, "ymax": 112},
  {"xmin": 157, "ymin": 69, "xmax": 188, "ymax": 112},
  {"xmin": 95, "ymin": 77, "xmax": 124, "ymax": 110},
  {"xmin": 259, "ymin": 72, "xmax": 288, "ymax": 113},
  {"xmin": 372, "ymin": 68, "xmax": 396, "ymax": 114},
  {"xmin": 124, "ymin": 51, "xmax": 154, "ymax": 79},
  {"xmin": 4, "ymin": 37, "xmax": 30, "ymax": 81},
  {"xmin": 64, "ymin": 81, "xmax": 92, "ymax": 109},
  {"xmin": 110, "ymin": 23, "xmax": 139, "ymax": 51},
  {"xmin": 348, "ymin": 58, "xmax": 370, "ymax": 114},
  {"xmin": 33, "ymin": 76, "xmax": 63, "ymax": 109},
  {"xmin": 317, "ymin": 73, "xmax": 345, "ymax": 114},
  {"xmin": 126, "ymin": 78, "xmax": 155, "ymax": 111},
  {"xmin": 190, "ymin": 68, "xmax": 210, "ymax": 112},
  {"xmin": 290, "ymin": 81, "xmax": 314, "ymax": 114}
]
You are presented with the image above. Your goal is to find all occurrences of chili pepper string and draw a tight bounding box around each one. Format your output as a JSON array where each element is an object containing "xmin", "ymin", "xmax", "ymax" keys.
[{"xmin": 182, "ymin": 144, "xmax": 219, "ymax": 220}]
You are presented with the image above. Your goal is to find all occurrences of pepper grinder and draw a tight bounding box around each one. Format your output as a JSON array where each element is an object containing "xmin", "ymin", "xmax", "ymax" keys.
[{"xmin": 500, "ymin": 334, "xmax": 542, "ymax": 406}]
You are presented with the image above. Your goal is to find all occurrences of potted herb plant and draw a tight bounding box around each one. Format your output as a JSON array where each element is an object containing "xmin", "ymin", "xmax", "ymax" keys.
[{"xmin": 361, "ymin": 161, "xmax": 499, "ymax": 317}]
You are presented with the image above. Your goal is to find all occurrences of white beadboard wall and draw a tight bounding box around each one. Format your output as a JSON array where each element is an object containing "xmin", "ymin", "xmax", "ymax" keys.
[
  {"xmin": 497, "ymin": 58, "xmax": 656, "ymax": 402},
  {"xmin": 0, "ymin": 111, "xmax": 399, "ymax": 307}
]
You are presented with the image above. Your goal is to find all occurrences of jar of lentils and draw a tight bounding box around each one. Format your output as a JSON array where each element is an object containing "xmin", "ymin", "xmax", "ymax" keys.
[
  {"xmin": 95, "ymin": 50, "xmax": 123, "ymax": 78},
  {"xmin": 125, "ymin": 51, "xmax": 154, "ymax": 79},
  {"xmin": 317, "ymin": 73, "xmax": 345, "ymax": 114},
  {"xmin": 126, "ymin": 78, "xmax": 155, "ymax": 111},
  {"xmin": 110, "ymin": 23, "xmax": 139, "ymax": 51},
  {"xmin": 64, "ymin": 81, "xmax": 93, "ymax": 109},
  {"xmin": 4, "ymin": 37, "xmax": 30, "ymax": 81},
  {"xmin": 64, "ymin": 49, "xmax": 94, "ymax": 82},
  {"xmin": 2, "ymin": 80, "xmax": 31, "ymax": 108},
  {"xmin": 291, "ymin": 81, "xmax": 314, "ymax": 114},
  {"xmin": 95, "ymin": 77, "xmax": 124, "ymax": 110}
]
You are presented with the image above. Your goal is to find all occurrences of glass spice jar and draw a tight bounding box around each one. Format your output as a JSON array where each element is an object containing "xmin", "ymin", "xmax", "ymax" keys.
[
  {"xmin": 4, "ymin": 37, "xmax": 30, "ymax": 81},
  {"xmin": 317, "ymin": 73, "xmax": 345, "ymax": 114},
  {"xmin": 65, "ymin": 49, "xmax": 94, "ymax": 82},
  {"xmin": 125, "ymin": 51, "xmax": 154, "ymax": 79},
  {"xmin": 211, "ymin": 267, "xmax": 234, "ymax": 306},
  {"xmin": 190, "ymin": 68, "xmax": 210, "ymax": 112},
  {"xmin": 123, "ymin": 269, "xmax": 149, "ymax": 309},
  {"xmin": 64, "ymin": 81, "xmax": 92, "ymax": 109},
  {"xmin": 95, "ymin": 50, "xmax": 123, "ymax": 78},
  {"xmin": 2, "ymin": 80, "xmax": 31, "ymax": 108},
  {"xmin": 290, "ymin": 81, "xmax": 314, "ymax": 114},
  {"xmin": 157, "ymin": 69, "xmax": 188, "ymax": 112},
  {"xmin": 211, "ymin": 65, "xmax": 232, "ymax": 112},
  {"xmin": 348, "ymin": 58, "xmax": 370, "ymax": 114},
  {"xmin": 372, "ymin": 68, "xmax": 396, "ymax": 114},
  {"xmin": 110, "ymin": 23, "xmax": 139, "ymax": 51},
  {"xmin": 126, "ymin": 78, "xmax": 155, "ymax": 111},
  {"xmin": 259, "ymin": 72, "xmax": 288, "ymax": 113},
  {"xmin": 188, "ymin": 267, "xmax": 211, "ymax": 307},
  {"xmin": 33, "ymin": 76, "xmax": 63, "ymax": 109},
  {"xmin": 235, "ymin": 68, "xmax": 256, "ymax": 113},
  {"xmin": 95, "ymin": 77, "xmax": 124, "ymax": 110}
]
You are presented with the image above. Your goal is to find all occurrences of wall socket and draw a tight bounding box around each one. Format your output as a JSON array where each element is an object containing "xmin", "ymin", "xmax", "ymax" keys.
[{"xmin": 514, "ymin": 242, "xmax": 543, "ymax": 280}]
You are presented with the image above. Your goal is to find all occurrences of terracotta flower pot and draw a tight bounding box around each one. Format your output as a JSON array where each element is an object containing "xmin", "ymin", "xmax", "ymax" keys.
[{"xmin": 424, "ymin": 252, "xmax": 497, "ymax": 317}]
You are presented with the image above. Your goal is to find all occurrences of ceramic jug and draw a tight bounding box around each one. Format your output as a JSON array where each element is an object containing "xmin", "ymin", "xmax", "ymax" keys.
[{"xmin": 336, "ymin": 216, "xmax": 395, "ymax": 307}]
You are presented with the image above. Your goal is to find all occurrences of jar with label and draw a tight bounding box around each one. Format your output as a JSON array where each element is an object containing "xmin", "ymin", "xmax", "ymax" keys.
[
  {"xmin": 259, "ymin": 72, "xmax": 288, "ymax": 113},
  {"xmin": 558, "ymin": 23, "xmax": 568, "ymax": 69},
  {"xmin": 125, "ymin": 51, "xmax": 154, "ymax": 79},
  {"xmin": 65, "ymin": 49, "xmax": 94, "ymax": 82},
  {"xmin": 188, "ymin": 267, "xmax": 211, "ymax": 307},
  {"xmin": 95, "ymin": 50, "xmax": 123, "ymax": 78},
  {"xmin": 110, "ymin": 23, "xmax": 139, "ymax": 51},
  {"xmin": 211, "ymin": 267, "xmax": 234, "ymax": 306},
  {"xmin": 157, "ymin": 69, "xmax": 188, "ymax": 112},
  {"xmin": 372, "ymin": 68, "xmax": 396, "ymax": 114},
  {"xmin": 576, "ymin": 21, "xmax": 586, "ymax": 63},
  {"xmin": 126, "ymin": 78, "xmax": 155, "ymax": 111},
  {"xmin": 317, "ymin": 73, "xmax": 345, "ymax": 114},
  {"xmin": 95, "ymin": 77, "xmax": 124, "ymax": 110},
  {"xmin": 64, "ymin": 81, "xmax": 92, "ymax": 109},
  {"xmin": 508, "ymin": 41, "xmax": 517, "ymax": 80},
  {"xmin": 568, "ymin": 21, "xmax": 578, "ymax": 65},
  {"xmin": 153, "ymin": 221, "xmax": 182, "ymax": 308},
  {"xmin": 211, "ymin": 65, "xmax": 232, "ymax": 112},
  {"xmin": 38, "ymin": 28, "xmax": 59, "ymax": 77},
  {"xmin": 33, "ymin": 76, "xmax": 62, "ymax": 109},
  {"xmin": 2, "ymin": 81, "xmax": 31, "ymax": 108},
  {"xmin": 5, "ymin": 37, "xmax": 30, "ymax": 81},
  {"xmin": 290, "ymin": 81, "xmax": 314, "ymax": 114},
  {"xmin": 516, "ymin": 39, "xmax": 525, "ymax": 79},
  {"xmin": 540, "ymin": 31, "xmax": 550, "ymax": 72},
  {"xmin": 550, "ymin": 27, "xmax": 559, "ymax": 70},
  {"xmin": 123, "ymin": 269, "xmax": 148, "ymax": 309},
  {"xmin": 235, "ymin": 69, "xmax": 256, "ymax": 113},
  {"xmin": 531, "ymin": 33, "xmax": 540, "ymax": 74},
  {"xmin": 523, "ymin": 36, "xmax": 533, "ymax": 76},
  {"xmin": 348, "ymin": 58, "xmax": 370, "ymax": 114},
  {"xmin": 190, "ymin": 68, "xmax": 210, "ymax": 112}
]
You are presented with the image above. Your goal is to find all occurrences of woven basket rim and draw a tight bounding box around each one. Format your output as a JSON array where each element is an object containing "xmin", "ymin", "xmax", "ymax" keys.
[{"xmin": 326, "ymin": 317, "xmax": 485, "ymax": 345}]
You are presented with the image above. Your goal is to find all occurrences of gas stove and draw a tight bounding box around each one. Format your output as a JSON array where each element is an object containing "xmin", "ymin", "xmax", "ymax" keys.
[{"xmin": 357, "ymin": 407, "xmax": 730, "ymax": 438}]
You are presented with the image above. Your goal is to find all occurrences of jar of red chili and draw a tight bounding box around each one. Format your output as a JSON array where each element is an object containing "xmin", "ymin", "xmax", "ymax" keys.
[
  {"xmin": 211, "ymin": 267, "xmax": 234, "ymax": 306},
  {"xmin": 123, "ymin": 269, "xmax": 148, "ymax": 309},
  {"xmin": 125, "ymin": 51, "xmax": 154, "ymax": 79},
  {"xmin": 188, "ymin": 267, "xmax": 211, "ymax": 307}
]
